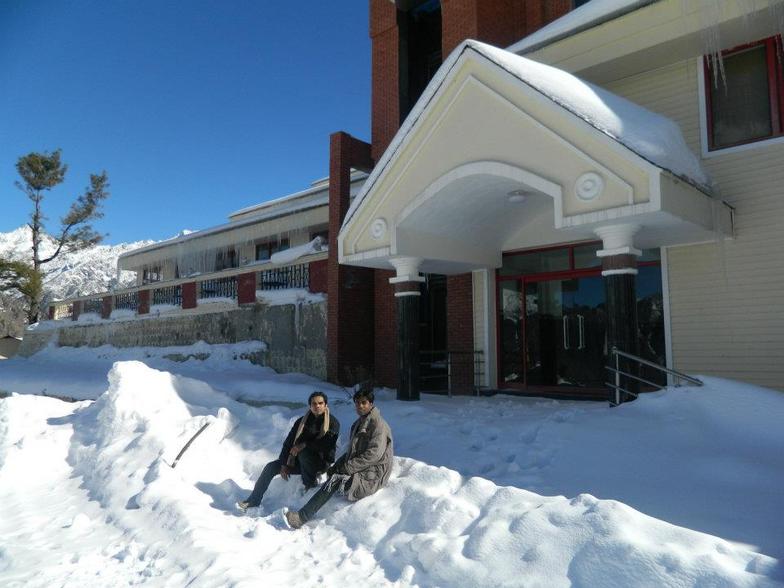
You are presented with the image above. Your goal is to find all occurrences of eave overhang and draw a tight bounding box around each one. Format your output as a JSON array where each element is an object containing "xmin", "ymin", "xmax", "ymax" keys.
[{"xmin": 338, "ymin": 41, "xmax": 732, "ymax": 275}]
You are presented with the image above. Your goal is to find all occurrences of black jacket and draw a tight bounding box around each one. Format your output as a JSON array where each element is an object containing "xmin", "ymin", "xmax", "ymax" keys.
[{"xmin": 278, "ymin": 411, "xmax": 340, "ymax": 466}]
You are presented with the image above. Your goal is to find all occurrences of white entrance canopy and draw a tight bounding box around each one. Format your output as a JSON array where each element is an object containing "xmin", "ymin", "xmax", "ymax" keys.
[{"xmin": 339, "ymin": 40, "xmax": 733, "ymax": 275}]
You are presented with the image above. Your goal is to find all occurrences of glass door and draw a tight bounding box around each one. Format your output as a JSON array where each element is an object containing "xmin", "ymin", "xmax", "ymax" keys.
[
  {"xmin": 496, "ymin": 244, "xmax": 664, "ymax": 395},
  {"xmin": 498, "ymin": 280, "xmax": 523, "ymax": 385},
  {"xmin": 523, "ymin": 275, "xmax": 606, "ymax": 389}
]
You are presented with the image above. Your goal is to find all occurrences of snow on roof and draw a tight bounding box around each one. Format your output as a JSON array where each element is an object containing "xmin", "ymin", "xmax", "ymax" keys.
[
  {"xmin": 118, "ymin": 194, "xmax": 329, "ymax": 260},
  {"xmin": 508, "ymin": 0, "xmax": 659, "ymax": 55},
  {"xmin": 121, "ymin": 173, "xmax": 367, "ymax": 261},
  {"xmin": 229, "ymin": 171, "xmax": 368, "ymax": 220},
  {"xmin": 344, "ymin": 39, "xmax": 708, "ymax": 230}
]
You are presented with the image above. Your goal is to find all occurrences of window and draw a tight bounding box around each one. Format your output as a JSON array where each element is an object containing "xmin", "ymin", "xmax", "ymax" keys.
[
  {"xmin": 705, "ymin": 36, "xmax": 784, "ymax": 151},
  {"xmin": 215, "ymin": 249, "xmax": 238, "ymax": 271},
  {"xmin": 255, "ymin": 238, "xmax": 289, "ymax": 262},
  {"xmin": 310, "ymin": 229, "xmax": 328, "ymax": 244},
  {"xmin": 142, "ymin": 266, "xmax": 161, "ymax": 284}
]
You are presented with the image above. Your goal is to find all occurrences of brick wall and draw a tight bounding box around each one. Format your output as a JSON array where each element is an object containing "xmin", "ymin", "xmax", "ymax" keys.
[
  {"xmin": 308, "ymin": 259, "xmax": 328, "ymax": 294},
  {"xmin": 374, "ymin": 269, "xmax": 398, "ymax": 388},
  {"xmin": 370, "ymin": 0, "xmax": 400, "ymax": 162},
  {"xmin": 237, "ymin": 272, "xmax": 256, "ymax": 304},
  {"xmin": 182, "ymin": 282, "xmax": 197, "ymax": 310},
  {"xmin": 327, "ymin": 132, "xmax": 376, "ymax": 386},
  {"xmin": 370, "ymin": 0, "xmax": 572, "ymax": 162},
  {"xmin": 447, "ymin": 273, "xmax": 475, "ymax": 394}
]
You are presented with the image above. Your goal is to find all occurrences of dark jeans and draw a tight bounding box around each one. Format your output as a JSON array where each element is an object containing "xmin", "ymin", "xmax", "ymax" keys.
[
  {"xmin": 298, "ymin": 474, "xmax": 349, "ymax": 523},
  {"xmin": 245, "ymin": 448, "xmax": 324, "ymax": 507}
]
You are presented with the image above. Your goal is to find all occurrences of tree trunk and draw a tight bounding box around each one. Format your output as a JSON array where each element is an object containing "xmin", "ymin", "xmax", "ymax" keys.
[{"xmin": 29, "ymin": 198, "xmax": 42, "ymax": 323}]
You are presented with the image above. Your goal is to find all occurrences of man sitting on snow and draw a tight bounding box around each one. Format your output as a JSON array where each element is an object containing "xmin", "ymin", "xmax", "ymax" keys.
[
  {"xmin": 237, "ymin": 391, "xmax": 340, "ymax": 512},
  {"xmin": 284, "ymin": 387, "xmax": 393, "ymax": 529}
]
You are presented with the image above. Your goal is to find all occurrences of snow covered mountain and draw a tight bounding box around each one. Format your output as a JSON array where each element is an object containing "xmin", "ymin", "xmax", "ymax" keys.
[{"xmin": 0, "ymin": 226, "xmax": 155, "ymax": 334}]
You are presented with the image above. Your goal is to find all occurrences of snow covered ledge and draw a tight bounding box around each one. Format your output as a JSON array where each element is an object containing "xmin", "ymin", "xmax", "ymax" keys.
[{"xmin": 338, "ymin": 40, "xmax": 733, "ymax": 275}]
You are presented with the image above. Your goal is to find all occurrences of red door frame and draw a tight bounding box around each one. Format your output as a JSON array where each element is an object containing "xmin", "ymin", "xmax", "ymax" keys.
[{"xmin": 495, "ymin": 243, "xmax": 660, "ymax": 396}]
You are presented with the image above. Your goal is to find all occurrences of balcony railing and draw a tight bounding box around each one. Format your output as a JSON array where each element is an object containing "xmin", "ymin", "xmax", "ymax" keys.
[
  {"xmin": 199, "ymin": 276, "xmax": 238, "ymax": 300},
  {"xmin": 47, "ymin": 252, "xmax": 327, "ymax": 324},
  {"xmin": 82, "ymin": 298, "xmax": 103, "ymax": 315},
  {"xmin": 115, "ymin": 291, "xmax": 139, "ymax": 312},
  {"xmin": 258, "ymin": 264, "xmax": 309, "ymax": 291},
  {"xmin": 152, "ymin": 285, "xmax": 182, "ymax": 306}
]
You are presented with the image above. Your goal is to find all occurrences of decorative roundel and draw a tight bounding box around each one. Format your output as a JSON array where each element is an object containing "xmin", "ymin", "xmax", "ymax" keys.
[
  {"xmin": 370, "ymin": 217, "xmax": 388, "ymax": 240},
  {"xmin": 575, "ymin": 172, "xmax": 605, "ymax": 201}
]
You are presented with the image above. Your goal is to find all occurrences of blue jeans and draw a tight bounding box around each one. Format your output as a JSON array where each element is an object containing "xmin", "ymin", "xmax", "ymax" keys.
[{"xmin": 244, "ymin": 448, "xmax": 323, "ymax": 507}]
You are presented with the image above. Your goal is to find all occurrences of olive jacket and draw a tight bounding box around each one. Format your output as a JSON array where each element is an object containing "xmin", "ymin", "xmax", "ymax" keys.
[{"xmin": 333, "ymin": 406, "xmax": 393, "ymax": 501}]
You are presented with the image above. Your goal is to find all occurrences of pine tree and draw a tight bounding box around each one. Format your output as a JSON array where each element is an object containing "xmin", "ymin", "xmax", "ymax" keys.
[{"xmin": 11, "ymin": 149, "xmax": 109, "ymax": 322}]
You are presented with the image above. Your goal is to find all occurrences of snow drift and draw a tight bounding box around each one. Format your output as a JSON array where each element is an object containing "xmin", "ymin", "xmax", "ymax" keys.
[{"xmin": 1, "ymin": 359, "xmax": 781, "ymax": 587}]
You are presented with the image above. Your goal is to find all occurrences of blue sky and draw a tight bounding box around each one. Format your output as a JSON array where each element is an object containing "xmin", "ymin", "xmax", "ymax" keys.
[{"xmin": 0, "ymin": 1, "xmax": 370, "ymax": 244}]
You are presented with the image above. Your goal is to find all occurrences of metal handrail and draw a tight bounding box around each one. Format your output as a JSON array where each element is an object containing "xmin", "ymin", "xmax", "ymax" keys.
[
  {"xmin": 419, "ymin": 349, "xmax": 485, "ymax": 397},
  {"xmin": 606, "ymin": 346, "xmax": 703, "ymax": 406}
]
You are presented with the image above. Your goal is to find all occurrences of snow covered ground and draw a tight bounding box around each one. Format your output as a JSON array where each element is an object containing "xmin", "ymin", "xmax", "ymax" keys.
[{"xmin": 1, "ymin": 343, "xmax": 782, "ymax": 587}]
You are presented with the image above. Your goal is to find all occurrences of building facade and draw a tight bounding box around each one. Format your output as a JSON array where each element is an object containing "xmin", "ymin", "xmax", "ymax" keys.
[
  {"xmin": 45, "ymin": 0, "xmax": 784, "ymax": 401},
  {"xmin": 334, "ymin": 0, "xmax": 783, "ymax": 399}
]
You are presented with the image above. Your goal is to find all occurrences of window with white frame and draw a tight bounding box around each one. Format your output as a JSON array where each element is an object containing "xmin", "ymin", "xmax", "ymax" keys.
[{"xmin": 704, "ymin": 35, "xmax": 784, "ymax": 151}]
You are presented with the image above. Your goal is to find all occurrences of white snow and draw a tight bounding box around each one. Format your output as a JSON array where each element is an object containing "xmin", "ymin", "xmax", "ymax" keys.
[
  {"xmin": 195, "ymin": 296, "xmax": 236, "ymax": 306},
  {"xmin": 508, "ymin": 0, "xmax": 654, "ymax": 54},
  {"xmin": 0, "ymin": 226, "xmax": 154, "ymax": 301},
  {"xmin": 0, "ymin": 342, "xmax": 781, "ymax": 586},
  {"xmin": 473, "ymin": 40, "xmax": 709, "ymax": 187},
  {"xmin": 149, "ymin": 303, "xmax": 180, "ymax": 315},
  {"xmin": 269, "ymin": 236, "xmax": 327, "ymax": 265},
  {"xmin": 76, "ymin": 312, "xmax": 102, "ymax": 323},
  {"xmin": 255, "ymin": 288, "xmax": 326, "ymax": 306}
]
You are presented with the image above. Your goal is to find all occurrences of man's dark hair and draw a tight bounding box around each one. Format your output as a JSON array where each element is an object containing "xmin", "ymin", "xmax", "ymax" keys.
[
  {"xmin": 308, "ymin": 391, "xmax": 328, "ymax": 404},
  {"xmin": 352, "ymin": 388, "xmax": 374, "ymax": 404}
]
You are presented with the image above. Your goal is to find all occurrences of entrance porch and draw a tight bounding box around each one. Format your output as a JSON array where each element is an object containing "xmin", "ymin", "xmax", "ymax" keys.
[{"xmin": 337, "ymin": 40, "xmax": 733, "ymax": 402}]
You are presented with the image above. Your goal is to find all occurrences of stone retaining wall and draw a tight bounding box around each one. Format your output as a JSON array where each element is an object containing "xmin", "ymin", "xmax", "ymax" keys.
[{"xmin": 18, "ymin": 301, "xmax": 327, "ymax": 379}]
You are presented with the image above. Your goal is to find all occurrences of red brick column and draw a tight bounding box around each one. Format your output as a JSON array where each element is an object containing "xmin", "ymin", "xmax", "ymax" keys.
[
  {"xmin": 308, "ymin": 259, "xmax": 328, "ymax": 294},
  {"xmin": 71, "ymin": 301, "xmax": 82, "ymax": 321},
  {"xmin": 447, "ymin": 274, "xmax": 475, "ymax": 394},
  {"xmin": 327, "ymin": 131, "xmax": 375, "ymax": 386},
  {"xmin": 370, "ymin": 0, "xmax": 400, "ymax": 162},
  {"xmin": 374, "ymin": 269, "xmax": 397, "ymax": 388},
  {"xmin": 101, "ymin": 296, "xmax": 113, "ymax": 319},
  {"xmin": 237, "ymin": 273, "xmax": 257, "ymax": 305},
  {"xmin": 138, "ymin": 290, "xmax": 150, "ymax": 315},
  {"xmin": 371, "ymin": 0, "xmax": 572, "ymax": 165},
  {"xmin": 182, "ymin": 282, "xmax": 197, "ymax": 309},
  {"xmin": 442, "ymin": 0, "xmax": 572, "ymax": 56}
]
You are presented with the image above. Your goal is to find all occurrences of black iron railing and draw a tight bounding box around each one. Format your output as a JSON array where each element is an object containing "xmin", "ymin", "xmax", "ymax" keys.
[
  {"xmin": 257, "ymin": 263, "xmax": 309, "ymax": 291},
  {"xmin": 419, "ymin": 350, "xmax": 485, "ymax": 397},
  {"xmin": 152, "ymin": 285, "xmax": 182, "ymax": 306},
  {"xmin": 114, "ymin": 291, "xmax": 139, "ymax": 311},
  {"xmin": 199, "ymin": 276, "xmax": 238, "ymax": 300},
  {"xmin": 82, "ymin": 298, "xmax": 103, "ymax": 315}
]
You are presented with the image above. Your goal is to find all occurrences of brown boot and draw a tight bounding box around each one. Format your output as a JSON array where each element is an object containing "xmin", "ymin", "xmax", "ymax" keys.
[{"xmin": 284, "ymin": 510, "xmax": 304, "ymax": 529}]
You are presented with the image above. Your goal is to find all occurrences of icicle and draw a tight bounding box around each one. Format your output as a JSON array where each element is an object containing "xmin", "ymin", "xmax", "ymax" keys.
[
  {"xmin": 696, "ymin": 0, "xmax": 726, "ymax": 89},
  {"xmin": 770, "ymin": 0, "xmax": 784, "ymax": 56}
]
